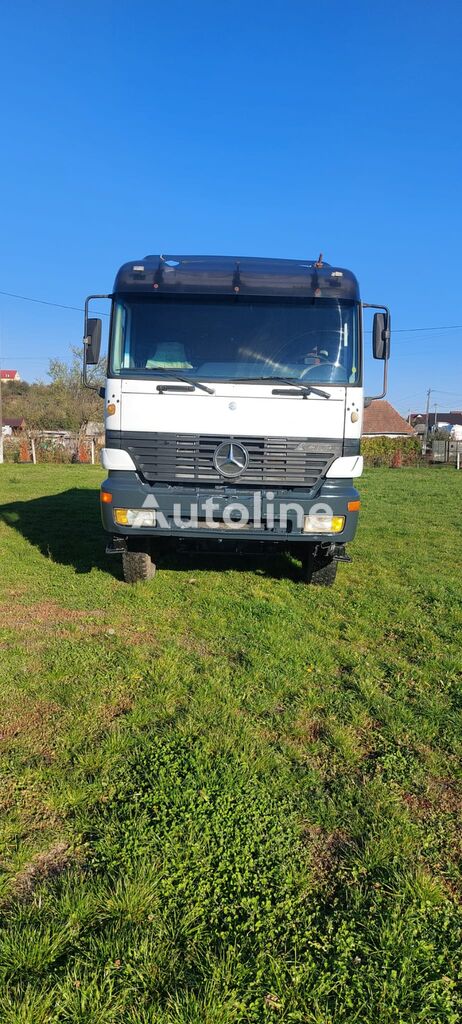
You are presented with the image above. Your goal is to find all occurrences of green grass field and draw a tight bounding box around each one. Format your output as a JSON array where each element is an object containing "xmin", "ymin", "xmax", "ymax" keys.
[{"xmin": 0, "ymin": 465, "xmax": 461, "ymax": 1023}]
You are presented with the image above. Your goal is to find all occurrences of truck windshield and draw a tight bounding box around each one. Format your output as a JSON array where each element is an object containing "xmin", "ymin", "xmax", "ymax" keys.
[{"xmin": 110, "ymin": 295, "xmax": 359, "ymax": 385}]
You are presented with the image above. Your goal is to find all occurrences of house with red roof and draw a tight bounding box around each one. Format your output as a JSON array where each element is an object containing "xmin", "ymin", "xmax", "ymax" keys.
[
  {"xmin": 0, "ymin": 369, "xmax": 21, "ymax": 382},
  {"xmin": 362, "ymin": 400, "xmax": 416, "ymax": 438}
]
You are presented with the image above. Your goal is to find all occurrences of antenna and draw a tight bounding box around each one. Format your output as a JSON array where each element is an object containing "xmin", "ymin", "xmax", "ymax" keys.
[{"xmin": 314, "ymin": 253, "xmax": 324, "ymax": 268}]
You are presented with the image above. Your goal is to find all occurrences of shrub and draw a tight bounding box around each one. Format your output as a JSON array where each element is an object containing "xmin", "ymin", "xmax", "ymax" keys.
[
  {"xmin": 2, "ymin": 439, "xmax": 21, "ymax": 463},
  {"xmin": 2, "ymin": 438, "xmax": 100, "ymax": 465},
  {"xmin": 35, "ymin": 444, "xmax": 74, "ymax": 464},
  {"xmin": 362, "ymin": 435, "xmax": 421, "ymax": 467}
]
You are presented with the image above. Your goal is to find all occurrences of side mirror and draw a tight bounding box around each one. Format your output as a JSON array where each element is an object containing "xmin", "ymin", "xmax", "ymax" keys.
[
  {"xmin": 84, "ymin": 318, "xmax": 102, "ymax": 365},
  {"xmin": 372, "ymin": 312, "xmax": 391, "ymax": 360}
]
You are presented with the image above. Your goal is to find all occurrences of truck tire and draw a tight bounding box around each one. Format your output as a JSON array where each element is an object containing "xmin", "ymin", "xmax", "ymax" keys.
[
  {"xmin": 300, "ymin": 551, "xmax": 338, "ymax": 586},
  {"xmin": 122, "ymin": 548, "xmax": 156, "ymax": 583}
]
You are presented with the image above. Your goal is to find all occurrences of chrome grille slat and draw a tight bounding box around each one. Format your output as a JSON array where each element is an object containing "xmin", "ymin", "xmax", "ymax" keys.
[{"xmin": 115, "ymin": 432, "xmax": 343, "ymax": 489}]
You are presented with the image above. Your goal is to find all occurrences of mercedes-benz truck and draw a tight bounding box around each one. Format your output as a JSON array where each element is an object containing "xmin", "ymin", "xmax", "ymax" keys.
[{"xmin": 83, "ymin": 255, "xmax": 390, "ymax": 584}]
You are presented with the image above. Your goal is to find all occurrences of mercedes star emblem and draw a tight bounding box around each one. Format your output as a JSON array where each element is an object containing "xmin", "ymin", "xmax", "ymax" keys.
[{"xmin": 213, "ymin": 440, "xmax": 249, "ymax": 479}]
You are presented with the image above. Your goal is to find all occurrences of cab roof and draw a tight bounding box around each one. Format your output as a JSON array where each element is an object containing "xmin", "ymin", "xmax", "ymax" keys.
[{"xmin": 113, "ymin": 254, "xmax": 360, "ymax": 301}]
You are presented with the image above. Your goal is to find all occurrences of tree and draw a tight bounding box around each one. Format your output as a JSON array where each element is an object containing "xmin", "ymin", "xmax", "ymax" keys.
[
  {"xmin": 42, "ymin": 346, "xmax": 106, "ymax": 430},
  {"xmin": 2, "ymin": 348, "xmax": 106, "ymax": 432},
  {"xmin": 48, "ymin": 345, "xmax": 106, "ymax": 389}
]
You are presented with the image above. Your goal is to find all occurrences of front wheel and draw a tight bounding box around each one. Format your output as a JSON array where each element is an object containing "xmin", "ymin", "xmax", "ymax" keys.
[
  {"xmin": 300, "ymin": 549, "xmax": 338, "ymax": 586},
  {"xmin": 122, "ymin": 546, "xmax": 156, "ymax": 583}
]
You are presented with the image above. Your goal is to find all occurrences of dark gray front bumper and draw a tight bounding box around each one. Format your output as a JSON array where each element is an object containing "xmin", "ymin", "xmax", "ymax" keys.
[{"xmin": 100, "ymin": 472, "xmax": 360, "ymax": 544}]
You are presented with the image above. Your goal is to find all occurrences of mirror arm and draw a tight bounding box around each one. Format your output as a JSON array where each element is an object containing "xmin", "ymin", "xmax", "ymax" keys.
[
  {"xmin": 83, "ymin": 294, "xmax": 112, "ymax": 391},
  {"xmin": 365, "ymin": 358, "xmax": 388, "ymax": 405},
  {"xmin": 83, "ymin": 345, "xmax": 101, "ymax": 392},
  {"xmin": 362, "ymin": 302, "xmax": 390, "ymax": 404}
]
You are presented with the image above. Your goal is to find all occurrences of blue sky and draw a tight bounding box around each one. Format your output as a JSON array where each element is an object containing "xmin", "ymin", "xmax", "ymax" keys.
[{"xmin": 1, "ymin": 0, "xmax": 461, "ymax": 415}]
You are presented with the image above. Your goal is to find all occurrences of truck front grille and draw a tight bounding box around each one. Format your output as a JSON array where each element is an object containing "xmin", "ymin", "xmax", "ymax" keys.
[{"xmin": 109, "ymin": 432, "xmax": 344, "ymax": 489}]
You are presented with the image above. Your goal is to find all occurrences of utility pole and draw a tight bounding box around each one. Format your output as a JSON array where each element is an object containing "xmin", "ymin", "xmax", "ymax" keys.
[
  {"xmin": 424, "ymin": 388, "xmax": 432, "ymax": 449},
  {"xmin": 434, "ymin": 403, "xmax": 438, "ymax": 434}
]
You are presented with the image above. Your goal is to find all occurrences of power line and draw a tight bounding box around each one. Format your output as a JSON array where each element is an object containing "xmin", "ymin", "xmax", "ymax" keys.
[
  {"xmin": 0, "ymin": 290, "xmax": 110, "ymax": 316},
  {"xmin": 0, "ymin": 289, "xmax": 85, "ymax": 312},
  {"xmin": 364, "ymin": 325, "xmax": 462, "ymax": 337},
  {"xmin": 393, "ymin": 391, "xmax": 428, "ymax": 404},
  {"xmin": 393, "ymin": 324, "xmax": 462, "ymax": 333},
  {"xmin": 429, "ymin": 389, "xmax": 462, "ymax": 396},
  {"xmin": 395, "ymin": 388, "xmax": 462, "ymax": 406},
  {"xmin": 402, "ymin": 389, "xmax": 462, "ymax": 399}
]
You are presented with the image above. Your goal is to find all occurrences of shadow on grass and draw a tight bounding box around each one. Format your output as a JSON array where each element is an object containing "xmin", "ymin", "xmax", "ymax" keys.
[
  {"xmin": 0, "ymin": 488, "xmax": 302, "ymax": 581},
  {"xmin": 0, "ymin": 488, "xmax": 117, "ymax": 576},
  {"xmin": 156, "ymin": 543, "xmax": 302, "ymax": 582}
]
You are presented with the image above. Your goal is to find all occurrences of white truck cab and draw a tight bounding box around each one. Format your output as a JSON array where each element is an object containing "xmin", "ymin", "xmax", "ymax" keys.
[{"xmin": 83, "ymin": 254, "xmax": 390, "ymax": 584}]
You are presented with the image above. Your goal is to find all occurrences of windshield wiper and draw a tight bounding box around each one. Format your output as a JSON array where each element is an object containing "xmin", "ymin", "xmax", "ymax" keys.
[
  {"xmin": 234, "ymin": 376, "xmax": 330, "ymax": 399},
  {"xmin": 155, "ymin": 373, "xmax": 215, "ymax": 395},
  {"xmin": 270, "ymin": 377, "xmax": 330, "ymax": 399}
]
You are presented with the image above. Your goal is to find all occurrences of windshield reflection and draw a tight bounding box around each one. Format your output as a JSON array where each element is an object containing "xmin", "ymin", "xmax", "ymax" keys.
[{"xmin": 111, "ymin": 296, "xmax": 359, "ymax": 385}]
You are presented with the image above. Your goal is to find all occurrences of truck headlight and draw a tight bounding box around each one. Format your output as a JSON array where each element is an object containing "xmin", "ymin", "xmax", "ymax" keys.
[
  {"xmin": 303, "ymin": 514, "xmax": 345, "ymax": 534},
  {"xmin": 113, "ymin": 508, "xmax": 157, "ymax": 527}
]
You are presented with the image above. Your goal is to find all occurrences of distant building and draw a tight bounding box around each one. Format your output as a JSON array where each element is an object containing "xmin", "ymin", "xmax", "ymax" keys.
[
  {"xmin": 2, "ymin": 417, "xmax": 26, "ymax": 436},
  {"xmin": 411, "ymin": 410, "xmax": 462, "ymax": 434},
  {"xmin": 0, "ymin": 369, "xmax": 21, "ymax": 382},
  {"xmin": 362, "ymin": 400, "xmax": 415, "ymax": 438}
]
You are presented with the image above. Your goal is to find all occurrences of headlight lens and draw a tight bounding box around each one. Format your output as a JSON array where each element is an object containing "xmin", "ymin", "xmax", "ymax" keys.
[
  {"xmin": 303, "ymin": 514, "xmax": 345, "ymax": 534},
  {"xmin": 113, "ymin": 508, "xmax": 156, "ymax": 527}
]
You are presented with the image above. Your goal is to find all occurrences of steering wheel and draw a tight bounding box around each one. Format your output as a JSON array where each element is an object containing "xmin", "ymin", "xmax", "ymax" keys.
[{"xmin": 299, "ymin": 362, "xmax": 339, "ymax": 379}]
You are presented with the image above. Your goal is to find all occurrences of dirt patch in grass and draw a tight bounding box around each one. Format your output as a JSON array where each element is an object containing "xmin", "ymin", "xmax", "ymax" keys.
[
  {"xmin": 403, "ymin": 779, "xmax": 462, "ymax": 896},
  {"xmin": 0, "ymin": 600, "xmax": 106, "ymax": 653},
  {"xmin": 98, "ymin": 695, "xmax": 134, "ymax": 728},
  {"xmin": 0, "ymin": 600, "xmax": 104, "ymax": 629},
  {"xmin": 0, "ymin": 699, "xmax": 61, "ymax": 758},
  {"xmin": 11, "ymin": 842, "xmax": 73, "ymax": 899},
  {"xmin": 179, "ymin": 632, "xmax": 215, "ymax": 657},
  {"xmin": 303, "ymin": 824, "xmax": 351, "ymax": 885},
  {"xmin": 114, "ymin": 626, "xmax": 161, "ymax": 647},
  {"xmin": 0, "ymin": 599, "xmax": 154, "ymax": 651},
  {"xmin": 297, "ymin": 717, "xmax": 327, "ymax": 743},
  {"xmin": 404, "ymin": 776, "xmax": 462, "ymax": 819},
  {"xmin": 428, "ymin": 777, "xmax": 462, "ymax": 815}
]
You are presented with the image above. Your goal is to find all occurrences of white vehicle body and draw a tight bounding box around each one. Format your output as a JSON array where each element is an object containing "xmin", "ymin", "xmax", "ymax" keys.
[
  {"xmin": 84, "ymin": 255, "xmax": 389, "ymax": 583},
  {"xmin": 102, "ymin": 379, "xmax": 363, "ymax": 452}
]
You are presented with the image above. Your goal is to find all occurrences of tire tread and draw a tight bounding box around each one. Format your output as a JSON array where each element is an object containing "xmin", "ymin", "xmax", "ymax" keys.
[
  {"xmin": 122, "ymin": 550, "xmax": 156, "ymax": 583},
  {"xmin": 301, "ymin": 554, "xmax": 338, "ymax": 586}
]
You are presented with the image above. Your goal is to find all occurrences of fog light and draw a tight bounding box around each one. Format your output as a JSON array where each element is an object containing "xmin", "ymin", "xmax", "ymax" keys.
[
  {"xmin": 303, "ymin": 514, "xmax": 345, "ymax": 534},
  {"xmin": 114, "ymin": 508, "xmax": 156, "ymax": 527}
]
